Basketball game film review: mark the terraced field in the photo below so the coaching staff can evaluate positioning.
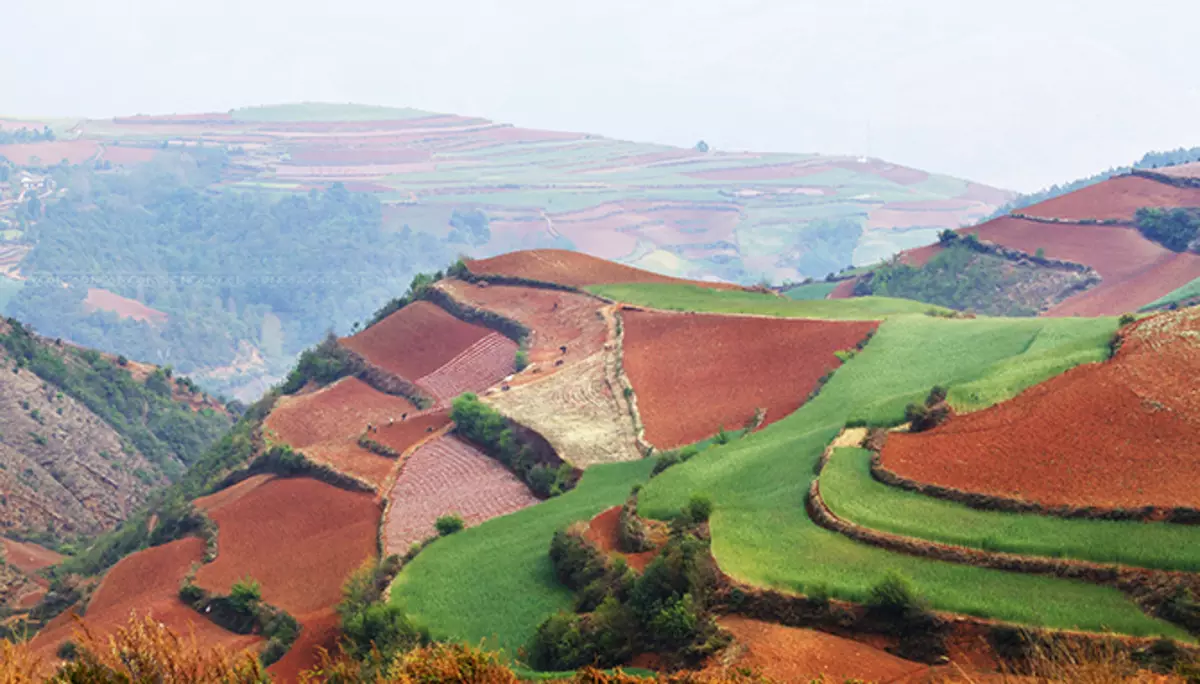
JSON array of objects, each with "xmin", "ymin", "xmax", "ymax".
[
  {"xmin": 382, "ymin": 435, "xmax": 540, "ymax": 555},
  {"xmin": 822, "ymin": 447, "xmax": 1200, "ymax": 571},
  {"xmin": 414, "ymin": 332, "xmax": 519, "ymax": 405},
  {"xmin": 589, "ymin": 282, "xmax": 942, "ymax": 319},
  {"xmin": 340, "ymin": 301, "xmax": 496, "ymax": 382}
]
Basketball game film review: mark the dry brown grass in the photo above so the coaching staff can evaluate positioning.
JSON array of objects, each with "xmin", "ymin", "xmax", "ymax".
[{"xmin": 992, "ymin": 639, "xmax": 1191, "ymax": 684}]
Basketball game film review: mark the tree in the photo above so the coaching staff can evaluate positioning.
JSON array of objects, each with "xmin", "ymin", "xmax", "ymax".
[{"xmin": 694, "ymin": 140, "xmax": 710, "ymax": 153}]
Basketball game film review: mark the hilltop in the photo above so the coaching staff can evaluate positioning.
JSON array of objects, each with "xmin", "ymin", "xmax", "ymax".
[
  {"xmin": 14, "ymin": 249, "xmax": 1197, "ymax": 682},
  {"xmin": 0, "ymin": 104, "xmax": 1011, "ymax": 397}
]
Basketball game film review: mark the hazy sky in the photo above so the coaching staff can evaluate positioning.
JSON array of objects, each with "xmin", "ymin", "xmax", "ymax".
[{"xmin": 3, "ymin": 0, "xmax": 1198, "ymax": 191}]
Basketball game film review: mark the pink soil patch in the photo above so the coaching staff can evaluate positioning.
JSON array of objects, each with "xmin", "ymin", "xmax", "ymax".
[
  {"xmin": 100, "ymin": 145, "xmax": 160, "ymax": 165},
  {"xmin": 195, "ymin": 476, "xmax": 379, "ymax": 616},
  {"xmin": 686, "ymin": 162, "xmax": 828, "ymax": 182},
  {"xmin": 414, "ymin": 332, "xmax": 519, "ymax": 406},
  {"xmin": 340, "ymin": 301, "xmax": 495, "ymax": 381},
  {"xmin": 1018, "ymin": 175, "xmax": 1200, "ymax": 222},
  {"xmin": 553, "ymin": 201, "xmax": 742, "ymax": 252},
  {"xmin": 1, "ymin": 537, "xmax": 63, "ymax": 575},
  {"xmin": 828, "ymin": 279, "xmax": 859, "ymax": 299},
  {"xmin": 0, "ymin": 140, "xmax": 99, "ymax": 165},
  {"xmin": 958, "ymin": 181, "xmax": 1016, "ymax": 206},
  {"xmin": 287, "ymin": 146, "xmax": 431, "ymax": 165},
  {"xmin": 1155, "ymin": 163, "xmax": 1200, "ymax": 180},
  {"xmin": 382, "ymin": 435, "xmax": 539, "ymax": 554},
  {"xmin": 866, "ymin": 200, "xmax": 989, "ymax": 231},
  {"xmin": 83, "ymin": 288, "xmax": 168, "ymax": 324},
  {"xmin": 468, "ymin": 249, "xmax": 746, "ymax": 290}
]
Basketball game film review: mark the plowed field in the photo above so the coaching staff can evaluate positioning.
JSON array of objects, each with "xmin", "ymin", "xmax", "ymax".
[
  {"xmin": 708, "ymin": 616, "xmax": 927, "ymax": 683},
  {"xmin": 881, "ymin": 308, "xmax": 1200, "ymax": 510},
  {"xmin": 382, "ymin": 435, "xmax": 539, "ymax": 555},
  {"xmin": 29, "ymin": 537, "xmax": 260, "ymax": 661},
  {"xmin": 584, "ymin": 506, "xmax": 657, "ymax": 572},
  {"xmin": 0, "ymin": 140, "xmax": 99, "ymax": 165},
  {"xmin": 621, "ymin": 310, "xmax": 877, "ymax": 448},
  {"xmin": 414, "ymin": 332, "xmax": 517, "ymax": 405},
  {"xmin": 83, "ymin": 288, "xmax": 168, "ymax": 324},
  {"xmin": 195, "ymin": 476, "xmax": 378, "ymax": 615},
  {"xmin": 264, "ymin": 377, "xmax": 418, "ymax": 487},
  {"xmin": 267, "ymin": 608, "xmax": 340, "ymax": 682},
  {"xmin": 435, "ymin": 280, "xmax": 607, "ymax": 369},
  {"xmin": 466, "ymin": 249, "xmax": 745, "ymax": 290},
  {"xmin": 339, "ymin": 301, "xmax": 495, "ymax": 381},
  {"xmin": 1, "ymin": 537, "xmax": 62, "ymax": 574},
  {"xmin": 1018, "ymin": 175, "xmax": 1200, "ymax": 222},
  {"xmin": 486, "ymin": 351, "xmax": 641, "ymax": 467}
]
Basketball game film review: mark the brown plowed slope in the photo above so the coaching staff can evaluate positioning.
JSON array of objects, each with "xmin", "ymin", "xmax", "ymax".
[
  {"xmin": 585, "ymin": 506, "xmax": 657, "ymax": 572},
  {"xmin": 194, "ymin": 476, "xmax": 378, "ymax": 616},
  {"xmin": 466, "ymin": 249, "xmax": 745, "ymax": 290},
  {"xmin": 436, "ymin": 280, "xmax": 607, "ymax": 370},
  {"xmin": 29, "ymin": 537, "xmax": 260, "ymax": 661},
  {"xmin": 414, "ymin": 332, "xmax": 517, "ymax": 405},
  {"xmin": 828, "ymin": 279, "xmax": 859, "ymax": 299},
  {"xmin": 621, "ymin": 310, "xmax": 877, "ymax": 448},
  {"xmin": 264, "ymin": 377, "xmax": 418, "ymax": 487},
  {"xmin": 1, "ymin": 537, "xmax": 63, "ymax": 574},
  {"xmin": 709, "ymin": 616, "xmax": 927, "ymax": 683},
  {"xmin": 267, "ymin": 608, "xmax": 340, "ymax": 682},
  {"xmin": 382, "ymin": 435, "xmax": 538, "ymax": 555},
  {"xmin": 83, "ymin": 288, "xmax": 168, "ymax": 323},
  {"xmin": 881, "ymin": 307, "xmax": 1200, "ymax": 510},
  {"xmin": 339, "ymin": 301, "xmax": 494, "ymax": 381},
  {"xmin": 1018, "ymin": 175, "xmax": 1200, "ymax": 221}
]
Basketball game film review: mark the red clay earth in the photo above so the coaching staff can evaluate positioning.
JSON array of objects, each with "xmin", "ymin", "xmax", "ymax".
[
  {"xmin": 466, "ymin": 249, "xmax": 746, "ymax": 290},
  {"xmin": 584, "ymin": 506, "xmax": 658, "ymax": 572},
  {"xmin": 263, "ymin": 377, "xmax": 419, "ymax": 487},
  {"xmin": 1017, "ymin": 175, "xmax": 1200, "ymax": 222},
  {"xmin": 194, "ymin": 476, "xmax": 379, "ymax": 616},
  {"xmin": 414, "ymin": 332, "xmax": 519, "ymax": 406},
  {"xmin": 266, "ymin": 607, "xmax": 340, "ymax": 682},
  {"xmin": 621, "ymin": 310, "xmax": 877, "ymax": 448},
  {"xmin": 339, "ymin": 301, "xmax": 496, "ymax": 382},
  {"xmin": 436, "ymin": 280, "xmax": 608, "ymax": 369},
  {"xmin": 1, "ymin": 537, "xmax": 63, "ymax": 575},
  {"xmin": 29, "ymin": 537, "xmax": 261, "ymax": 662},
  {"xmin": 707, "ymin": 616, "xmax": 928, "ymax": 683},
  {"xmin": 82, "ymin": 288, "xmax": 168, "ymax": 324},
  {"xmin": 881, "ymin": 307, "xmax": 1200, "ymax": 510},
  {"xmin": 827, "ymin": 278, "xmax": 859, "ymax": 299},
  {"xmin": 0, "ymin": 140, "xmax": 100, "ymax": 165},
  {"xmin": 382, "ymin": 435, "xmax": 539, "ymax": 555}
]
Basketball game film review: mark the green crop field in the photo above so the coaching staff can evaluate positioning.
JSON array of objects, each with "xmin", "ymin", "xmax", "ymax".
[
  {"xmin": 781, "ymin": 281, "xmax": 839, "ymax": 300},
  {"xmin": 822, "ymin": 448, "xmax": 1200, "ymax": 572},
  {"xmin": 637, "ymin": 314, "xmax": 1185, "ymax": 638},
  {"xmin": 587, "ymin": 283, "xmax": 943, "ymax": 320},
  {"xmin": 1141, "ymin": 277, "xmax": 1200, "ymax": 311},
  {"xmin": 391, "ymin": 458, "xmax": 656, "ymax": 658}
]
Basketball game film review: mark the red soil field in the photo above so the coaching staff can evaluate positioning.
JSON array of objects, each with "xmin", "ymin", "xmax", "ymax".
[
  {"xmin": 82, "ymin": 288, "xmax": 168, "ymax": 324},
  {"xmin": 1, "ymin": 537, "xmax": 63, "ymax": 575},
  {"xmin": 1155, "ymin": 162, "xmax": 1200, "ymax": 180},
  {"xmin": 99, "ymin": 145, "xmax": 159, "ymax": 165},
  {"xmin": 195, "ymin": 476, "xmax": 378, "ymax": 616},
  {"xmin": 585, "ymin": 506, "xmax": 657, "ymax": 572},
  {"xmin": 828, "ymin": 278, "xmax": 858, "ymax": 299},
  {"xmin": 264, "ymin": 377, "xmax": 418, "ymax": 487},
  {"xmin": 621, "ymin": 310, "xmax": 877, "ymax": 448},
  {"xmin": 29, "ymin": 537, "xmax": 260, "ymax": 662},
  {"xmin": 340, "ymin": 301, "xmax": 495, "ymax": 382},
  {"xmin": 382, "ymin": 435, "xmax": 539, "ymax": 555},
  {"xmin": 467, "ymin": 249, "xmax": 745, "ymax": 290},
  {"xmin": 881, "ymin": 307, "xmax": 1200, "ymax": 510},
  {"xmin": 267, "ymin": 608, "xmax": 340, "ymax": 682},
  {"xmin": 0, "ymin": 140, "xmax": 99, "ymax": 165},
  {"xmin": 1017, "ymin": 175, "xmax": 1200, "ymax": 222},
  {"xmin": 414, "ymin": 333, "xmax": 517, "ymax": 406},
  {"xmin": 436, "ymin": 280, "xmax": 607, "ymax": 370},
  {"xmin": 193, "ymin": 473, "xmax": 274, "ymax": 513},
  {"xmin": 708, "ymin": 616, "xmax": 927, "ymax": 683}
]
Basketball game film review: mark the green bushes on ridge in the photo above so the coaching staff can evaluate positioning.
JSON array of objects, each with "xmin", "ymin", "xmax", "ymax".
[{"xmin": 451, "ymin": 393, "xmax": 576, "ymax": 498}]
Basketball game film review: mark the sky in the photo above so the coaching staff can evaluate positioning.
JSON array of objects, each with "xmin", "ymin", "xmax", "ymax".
[{"xmin": 2, "ymin": 0, "xmax": 1198, "ymax": 192}]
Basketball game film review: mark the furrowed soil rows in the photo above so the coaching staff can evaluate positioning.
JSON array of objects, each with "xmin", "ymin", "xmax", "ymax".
[
  {"xmin": 881, "ymin": 307, "xmax": 1200, "ymax": 510},
  {"xmin": 436, "ymin": 280, "xmax": 607, "ymax": 369},
  {"xmin": 264, "ymin": 377, "xmax": 418, "ymax": 487},
  {"xmin": 415, "ymin": 332, "xmax": 518, "ymax": 405},
  {"xmin": 1018, "ymin": 175, "xmax": 1200, "ymax": 221},
  {"xmin": 486, "ymin": 352, "xmax": 641, "ymax": 467},
  {"xmin": 466, "ymin": 249, "xmax": 745, "ymax": 290},
  {"xmin": 29, "ymin": 537, "xmax": 260, "ymax": 661},
  {"xmin": 195, "ymin": 476, "xmax": 378, "ymax": 616},
  {"xmin": 706, "ymin": 616, "xmax": 928, "ymax": 683},
  {"xmin": 621, "ymin": 310, "xmax": 877, "ymax": 448},
  {"xmin": 340, "ymin": 301, "xmax": 494, "ymax": 381},
  {"xmin": 382, "ymin": 435, "xmax": 539, "ymax": 555}
]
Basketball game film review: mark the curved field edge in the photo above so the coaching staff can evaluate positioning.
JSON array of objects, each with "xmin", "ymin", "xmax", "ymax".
[
  {"xmin": 585, "ymin": 282, "xmax": 944, "ymax": 319},
  {"xmin": 389, "ymin": 458, "xmax": 656, "ymax": 657},
  {"xmin": 1141, "ymin": 276, "xmax": 1200, "ymax": 311},
  {"xmin": 637, "ymin": 314, "xmax": 1186, "ymax": 638},
  {"xmin": 821, "ymin": 448, "xmax": 1200, "ymax": 572}
]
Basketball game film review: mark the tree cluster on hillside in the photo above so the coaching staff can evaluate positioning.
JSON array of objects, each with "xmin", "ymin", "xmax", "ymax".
[
  {"xmin": 8, "ymin": 154, "xmax": 458, "ymax": 391},
  {"xmin": 0, "ymin": 126, "xmax": 56, "ymax": 145},
  {"xmin": 1135, "ymin": 207, "xmax": 1200, "ymax": 253}
]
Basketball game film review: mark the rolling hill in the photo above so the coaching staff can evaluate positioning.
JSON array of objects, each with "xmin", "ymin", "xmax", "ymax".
[
  {"xmin": 0, "ymin": 104, "xmax": 1012, "ymax": 398},
  {"xmin": 13, "ymin": 248, "xmax": 1198, "ymax": 682}
]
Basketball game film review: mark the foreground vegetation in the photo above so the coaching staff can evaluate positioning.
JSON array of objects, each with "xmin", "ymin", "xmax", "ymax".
[
  {"xmin": 822, "ymin": 448, "xmax": 1200, "ymax": 572},
  {"xmin": 587, "ymin": 283, "xmax": 941, "ymax": 319},
  {"xmin": 638, "ymin": 314, "xmax": 1185, "ymax": 638}
]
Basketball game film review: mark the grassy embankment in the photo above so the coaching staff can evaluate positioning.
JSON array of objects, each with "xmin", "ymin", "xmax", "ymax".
[{"xmin": 822, "ymin": 447, "xmax": 1200, "ymax": 572}]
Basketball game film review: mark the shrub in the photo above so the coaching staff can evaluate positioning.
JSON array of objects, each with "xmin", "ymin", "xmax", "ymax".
[
  {"xmin": 713, "ymin": 426, "xmax": 731, "ymax": 445},
  {"xmin": 868, "ymin": 570, "xmax": 921, "ymax": 619},
  {"xmin": 56, "ymin": 639, "xmax": 78, "ymax": 660},
  {"xmin": 515, "ymin": 348, "xmax": 529, "ymax": 372},
  {"xmin": 435, "ymin": 514, "xmax": 465, "ymax": 536},
  {"xmin": 685, "ymin": 494, "xmax": 714, "ymax": 524},
  {"xmin": 229, "ymin": 576, "xmax": 262, "ymax": 613},
  {"xmin": 1119, "ymin": 313, "xmax": 1137, "ymax": 327}
]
